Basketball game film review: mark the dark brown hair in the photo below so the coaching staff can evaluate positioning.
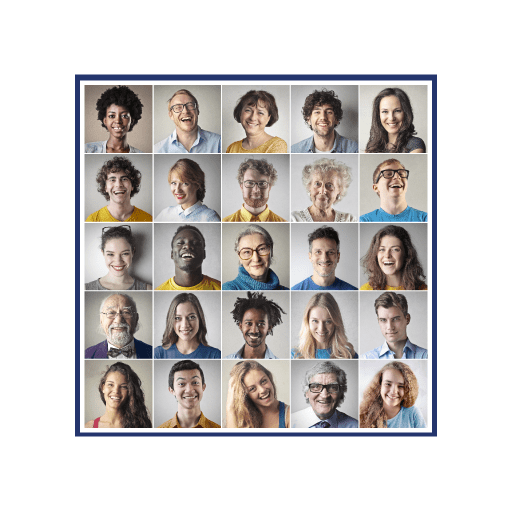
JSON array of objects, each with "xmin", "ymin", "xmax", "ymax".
[{"xmin": 233, "ymin": 90, "xmax": 279, "ymax": 127}]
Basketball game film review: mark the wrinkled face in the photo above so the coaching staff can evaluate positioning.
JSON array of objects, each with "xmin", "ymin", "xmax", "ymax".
[
  {"xmin": 377, "ymin": 236, "xmax": 405, "ymax": 278},
  {"xmin": 309, "ymin": 171, "xmax": 341, "ymax": 210},
  {"xmin": 379, "ymin": 96, "xmax": 404, "ymax": 137},
  {"xmin": 171, "ymin": 229, "xmax": 206, "ymax": 272},
  {"xmin": 239, "ymin": 308, "xmax": 269, "ymax": 350},
  {"xmin": 377, "ymin": 306, "xmax": 410, "ymax": 345},
  {"xmin": 309, "ymin": 238, "xmax": 340, "ymax": 279},
  {"xmin": 238, "ymin": 234, "xmax": 271, "ymax": 281},
  {"xmin": 373, "ymin": 162, "xmax": 408, "ymax": 200},
  {"xmin": 170, "ymin": 172, "xmax": 199, "ymax": 210},
  {"xmin": 174, "ymin": 302, "xmax": 200, "ymax": 344},
  {"xmin": 100, "ymin": 295, "xmax": 138, "ymax": 348},
  {"xmin": 171, "ymin": 369, "xmax": 205, "ymax": 409},
  {"xmin": 169, "ymin": 93, "xmax": 198, "ymax": 133},
  {"xmin": 241, "ymin": 168, "xmax": 271, "ymax": 209},
  {"xmin": 380, "ymin": 369, "xmax": 405, "ymax": 408},
  {"xmin": 308, "ymin": 103, "xmax": 337, "ymax": 137},
  {"xmin": 243, "ymin": 369, "xmax": 274, "ymax": 407},
  {"xmin": 308, "ymin": 307, "xmax": 334, "ymax": 345},
  {"xmin": 103, "ymin": 104, "xmax": 131, "ymax": 138},
  {"xmin": 103, "ymin": 238, "xmax": 133, "ymax": 277},
  {"xmin": 240, "ymin": 101, "xmax": 270, "ymax": 137},
  {"xmin": 105, "ymin": 171, "xmax": 133, "ymax": 205},
  {"xmin": 306, "ymin": 373, "xmax": 339, "ymax": 420},
  {"xmin": 102, "ymin": 371, "xmax": 129, "ymax": 408}
]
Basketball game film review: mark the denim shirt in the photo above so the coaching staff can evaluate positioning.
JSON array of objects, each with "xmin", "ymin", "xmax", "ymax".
[
  {"xmin": 154, "ymin": 127, "xmax": 221, "ymax": 153},
  {"xmin": 291, "ymin": 130, "xmax": 358, "ymax": 153},
  {"xmin": 361, "ymin": 338, "xmax": 428, "ymax": 359},
  {"xmin": 85, "ymin": 140, "xmax": 143, "ymax": 153}
]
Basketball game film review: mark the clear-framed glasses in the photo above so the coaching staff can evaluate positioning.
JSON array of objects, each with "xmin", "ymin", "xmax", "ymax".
[
  {"xmin": 238, "ymin": 244, "xmax": 271, "ymax": 260},
  {"xmin": 101, "ymin": 310, "xmax": 134, "ymax": 320},
  {"xmin": 308, "ymin": 383, "xmax": 340, "ymax": 394},
  {"xmin": 170, "ymin": 102, "xmax": 197, "ymax": 114},
  {"xmin": 375, "ymin": 169, "xmax": 409, "ymax": 183},
  {"xmin": 243, "ymin": 180, "xmax": 269, "ymax": 189}
]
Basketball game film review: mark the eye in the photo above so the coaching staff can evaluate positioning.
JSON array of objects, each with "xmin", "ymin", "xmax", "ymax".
[
  {"xmin": 311, "ymin": 319, "xmax": 318, "ymax": 323},
  {"xmin": 189, "ymin": 315, "xmax": 197, "ymax": 320},
  {"xmin": 326, "ymin": 320, "xmax": 332, "ymax": 324},
  {"xmin": 175, "ymin": 316, "xmax": 181, "ymax": 321},
  {"xmin": 122, "ymin": 113, "xmax": 130, "ymax": 118}
]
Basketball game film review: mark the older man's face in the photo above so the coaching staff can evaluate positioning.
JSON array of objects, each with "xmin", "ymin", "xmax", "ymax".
[
  {"xmin": 100, "ymin": 295, "xmax": 138, "ymax": 348},
  {"xmin": 168, "ymin": 93, "xmax": 198, "ymax": 133},
  {"xmin": 306, "ymin": 372, "xmax": 339, "ymax": 420}
]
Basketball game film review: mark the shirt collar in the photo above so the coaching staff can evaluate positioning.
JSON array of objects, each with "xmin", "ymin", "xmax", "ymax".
[
  {"xmin": 234, "ymin": 344, "xmax": 276, "ymax": 359},
  {"xmin": 170, "ymin": 127, "xmax": 203, "ymax": 147},
  {"xmin": 309, "ymin": 408, "xmax": 338, "ymax": 427},
  {"xmin": 107, "ymin": 339, "xmax": 135, "ymax": 359},
  {"xmin": 308, "ymin": 131, "xmax": 340, "ymax": 153},
  {"xmin": 379, "ymin": 338, "xmax": 414, "ymax": 357},
  {"xmin": 240, "ymin": 204, "xmax": 270, "ymax": 222},
  {"xmin": 169, "ymin": 411, "xmax": 208, "ymax": 428},
  {"xmin": 180, "ymin": 201, "xmax": 203, "ymax": 216}
]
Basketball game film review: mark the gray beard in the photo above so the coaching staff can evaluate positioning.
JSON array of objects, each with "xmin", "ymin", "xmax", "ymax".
[{"xmin": 107, "ymin": 323, "xmax": 133, "ymax": 348}]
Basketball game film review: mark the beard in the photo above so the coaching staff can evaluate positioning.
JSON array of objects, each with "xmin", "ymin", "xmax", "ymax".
[
  {"xmin": 107, "ymin": 322, "xmax": 134, "ymax": 348},
  {"xmin": 245, "ymin": 197, "xmax": 267, "ymax": 208}
]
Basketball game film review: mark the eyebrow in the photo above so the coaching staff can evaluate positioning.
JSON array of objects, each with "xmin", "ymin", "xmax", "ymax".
[{"xmin": 176, "ymin": 374, "xmax": 201, "ymax": 381}]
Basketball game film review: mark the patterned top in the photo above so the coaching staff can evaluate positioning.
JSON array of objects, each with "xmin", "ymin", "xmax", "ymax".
[
  {"xmin": 156, "ymin": 275, "xmax": 221, "ymax": 291},
  {"xmin": 155, "ymin": 201, "xmax": 220, "ymax": 222},
  {"xmin": 86, "ymin": 206, "xmax": 152, "ymax": 222},
  {"xmin": 291, "ymin": 207, "xmax": 356, "ymax": 222},
  {"xmin": 222, "ymin": 205, "xmax": 286, "ymax": 222},
  {"xmin": 85, "ymin": 140, "xmax": 143, "ymax": 153},
  {"xmin": 226, "ymin": 137, "xmax": 287, "ymax": 153},
  {"xmin": 360, "ymin": 282, "xmax": 428, "ymax": 291},
  {"xmin": 405, "ymin": 136, "xmax": 426, "ymax": 153},
  {"xmin": 158, "ymin": 412, "xmax": 221, "ymax": 428}
]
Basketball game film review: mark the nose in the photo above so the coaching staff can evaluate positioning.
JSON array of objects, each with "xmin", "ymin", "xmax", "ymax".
[
  {"xmin": 176, "ymin": 183, "xmax": 183, "ymax": 192},
  {"xmin": 319, "ymin": 386, "xmax": 329, "ymax": 397},
  {"xmin": 251, "ymin": 250, "xmax": 262, "ymax": 262}
]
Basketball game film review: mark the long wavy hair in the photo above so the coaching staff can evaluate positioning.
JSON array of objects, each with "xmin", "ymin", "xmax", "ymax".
[
  {"xmin": 99, "ymin": 362, "xmax": 152, "ymax": 428},
  {"xmin": 361, "ymin": 225, "xmax": 426, "ymax": 290},
  {"xmin": 294, "ymin": 293, "xmax": 356, "ymax": 359},
  {"xmin": 229, "ymin": 361, "xmax": 278, "ymax": 428},
  {"xmin": 359, "ymin": 362, "xmax": 419, "ymax": 428},
  {"xmin": 161, "ymin": 293, "xmax": 209, "ymax": 349},
  {"xmin": 365, "ymin": 88, "xmax": 417, "ymax": 153}
]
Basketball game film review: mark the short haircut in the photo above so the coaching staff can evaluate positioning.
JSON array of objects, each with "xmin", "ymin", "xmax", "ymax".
[
  {"xmin": 167, "ymin": 89, "xmax": 200, "ymax": 115},
  {"xmin": 373, "ymin": 158, "xmax": 405, "ymax": 184},
  {"xmin": 171, "ymin": 224, "xmax": 206, "ymax": 247},
  {"xmin": 168, "ymin": 360, "xmax": 205, "ymax": 389},
  {"xmin": 237, "ymin": 158, "xmax": 278, "ymax": 187},
  {"xmin": 231, "ymin": 291, "xmax": 285, "ymax": 335},
  {"xmin": 308, "ymin": 225, "xmax": 340, "ymax": 252},
  {"xmin": 302, "ymin": 361, "xmax": 348, "ymax": 407},
  {"xmin": 168, "ymin": 158, "xmax": 206, "ymax": 202},
  {"xmin": 301, "ymin": 89, "xmax": 343, "ymax": 128},
  {"xmin": 233, "ymin": 90, "xmax": 279, "ymax": 127},
  {"xmin": 374, "ymin": 291, "xmax": 409, "ymax": 317},
  {"xmin": 234, "ymin": 224, "xmax": 274, "ymax": 260},
  {"xmin": 100, "ymin": 225, "xmax": 135, "ymax": 253},
  {"xmin": 96, "ymin": 85, "xmax": 143, "ymax": 131},
  {"xmin": 96, "ymin": 156, "xmax": 142, "ymax": 201},
  {"xmin": 302, "ymin": 158, "xmax": 352, "ymax": 204}
]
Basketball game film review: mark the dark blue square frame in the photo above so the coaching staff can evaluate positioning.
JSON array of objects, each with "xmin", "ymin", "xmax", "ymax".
[{"xmin": 76, "ymin": 74, "xmax": 437, "ymax": 437}]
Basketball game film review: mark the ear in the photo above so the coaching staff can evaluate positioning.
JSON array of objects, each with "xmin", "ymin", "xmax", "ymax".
[
  {"xmin": 238, "ymin": 322, "xmax": 244, "ymax": 333},
  {"xmin": 406, "ymin": 314, "xmax": 411, "ymax": 325},
  {"xmin": 169, "ymin": 386, "xmax": 176, "ymax": 397},
  {"xmin": 168, "ymin": 110, "xmax": 174, "ymax": 122},
  {"xmin": 308, "ymin": 251, "xmax": 313, "ymax": 263},
  {"xmin": 336, "ymin": 252, "xmax": 340, "ymax": 263},
  {"xmin": 372, "ymin": 183, "xmax": 380, "ymax": 195},
  {"xmin": 307, "ymin": 116, "xmax": 312, "ymax": 128},
  {"xmin": 202, "ymin": 383, "xmax": 206, "ymax": 392}
]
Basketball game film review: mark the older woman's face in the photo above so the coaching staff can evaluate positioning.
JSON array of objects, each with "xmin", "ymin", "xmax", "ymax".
[
  {"xmin": 103, "ymin": 104, "xmax": 132, "ymax": 138},
  {"xmin": 377, "ymin": 236, "xmax": 405, "ymax": 278},
  {"xmin": 170, "ymin": 172, "xmax": 199, "ymax": 210},
  {"xmin": 103, "ymin": 238, "xmax": 133, "ymax": 277},
  {"xmin": 379, "ymin": 96, "xmax": 404, "ymax": 137},
  {"xmin": 102, "ymin": 371, "xmax": 129, "ymax": 409},
  {"xmin": 238, "ymin": 234, "xmax": 271, "ymax": 282},
  {"xmin": 309, "ymin": 171, "xmax": 341, "ymax": 210},
  {"xmin": 243, "ymin": 369, "xmax": 274, "ymax": 407},
  {"xmin": 240, "ymin": 101, "xmax": 270, "ymax": 137}
]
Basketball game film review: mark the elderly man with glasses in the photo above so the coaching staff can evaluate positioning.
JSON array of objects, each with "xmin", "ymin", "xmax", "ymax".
[{"xmin": 85, "ymin": 293, "xmax": 152, "ymax": 359}]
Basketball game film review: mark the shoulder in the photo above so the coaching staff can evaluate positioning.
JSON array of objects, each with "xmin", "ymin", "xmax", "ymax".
[
  {"xmin": 408, "ymin": 207, "xmax": 428, "ymax": 222},
  {"xmin": 267, "ymin": 210, "xmax": 287, "ymax": 222},
  {"xmin": 203, "ymin": 417, "xmax": 221, "ymax": 428},
  {"xmin": 84, "ymin": 419, "xmax": 95, "ymax": 428},
  {"xmin": 155, "ymin": 206, "xmax": 177, "ymax": 222},
  {"xmin": 222, "ymin": 279, "xmax": 240, "ymax": 290},
  {"xmin": 406, "ymin": 136, "xmax": 426, "ymax": 153},
  {"xmin": 291, "ymin": 277, "xmax": 311, "ymax": 290},
  {"xmin": 291, "ymin": 137, "xmax": 312, "ymax": 153},
  {"xmin": 201, "ymin": 276, "xmax": 221, "ymax": 290},
  {"xmin": 154, "ymin": 346, "xmax": 165, "ymax": 358},
  {"xmin": 290, "ymin": 211, "xmax": 305, "ymax": 222},
  {"xmin": 334, "ymin": 211, "xmax": 357, "ymax": 222},
  {"xmin": 333, "ymin": 278, "xmax": 357, "ymax": 291},
  {"xmin": 85, "ymin": 341, "xmax": 106, "ymax": 358},
  {"xmin": 198, "ymin": 345, "xmax": 221, "ymax": 359},
  {"xmin": 337, "ymin": 134, "xmax": 359, "ymax": 153},
  {"xmin": 85, "ymin": 208, "xmax": 104, "ymax": 222},
  {"xmin": 418, "ymin": 283, "xmax": 428, "ymax": 290},
  {"xmin": 336, "ymin": 410, "xmax": 359, "ymax": 428},
  {"xmin": 359, "ymin": 209, "xmax": 379, "ymax": 222},
  {"xmin": 291, "ymin": 348, "xmax": 300, "ymax": 358},
  {"xmin": 131, "ymin": 207, "xmax": 153, "ymax": 222},
  {"xmin": 222, "ymin": 210, "xmax": 241, "ymax": 222},
  {"xmin": 153, "ymin": 137, "xmax": 171, "ymax": 153},
  {"xmin": 201, "ymin": 206, "xmax": 221, "ymax": 222},
  {"xmin": 85, "ymin": 141, "xmax": 105, "ymax": 153},
  {"xmin": 360, "ymin": 347, "xmax": 380, "ymax": 360},
  {"xmin": 266, "ymin": 137, "xmax": 287, "ymax": 153},
  {"xmin": 129, "ymin": 146, "xmax": 143, "ymax": 153},
  {"xmin": 156, "ymin": 278, "xmax": 173, "ymax": 290},
  {"xmin": 404, "ymin": 405, "xmax": 426, "ymax": 427},
  {"xmin": 360, "ymin": 282, "xmax": 373, "ymax": 290},
  {"xmin": 226, "ymin": 140, "xmax": 243, "ymax": 153},
  {"xmin": 85, "ymin": 279, "xmax": 100, "ymax": 290},
  {"xmin": 134, "ymin": 338, "xmax": 152, "ymax": 358}
]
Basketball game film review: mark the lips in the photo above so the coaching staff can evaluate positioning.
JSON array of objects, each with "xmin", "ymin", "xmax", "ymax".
[
  {"xmin": 258, "ymin": 390, "xmax": 271, "ymax": 401},
  {"xmin": 111, "ymin": 265, "xmax": 126, "ymax": 272},
  {"xmin": 180, "ymin": 252, "xmax": 195, "ymax": 260},
  {"xmin": 113, "ymin": 190, "xmax": 126, "ymax": 195}
]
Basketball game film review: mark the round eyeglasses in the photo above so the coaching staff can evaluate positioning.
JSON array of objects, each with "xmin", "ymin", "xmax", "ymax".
[
  {"xmin": 101, "ymin": 310, "xmax": 134, "ymax": 320},
  {"xmin": 308, "ymin": 383, "xmax": 340, "ymax": 393},
  {"xmin": 238, "ymin": 244, "xmax": 271, "ymax": 260},
  {"xmin": 170, "ymin": 102, "xmax": 197, "ymax": 114},
  {"xmin": 243, "ymin": 180, "xmax": 269, "ymax": 189},
  {"xmin": 375, "ymin": 169, "xmax": 409, "ymax": 183}
]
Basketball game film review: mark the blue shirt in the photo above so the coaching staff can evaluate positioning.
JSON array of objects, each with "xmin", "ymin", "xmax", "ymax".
[
  {"xmin": 154, "ymin": 344, "xmax": 221, "ymax": 359},
  {"xmin": 226, "ymin": 345, "xmax": 278, "ymax": 359},
  {"xmin": 155, "ymin": 201, "xmax": 220, "ymax": 222},
  {"xmin": 361, "ymin": 338, "xmax": 428, "ymax": 359},
  {"xmin": 291, "ymin": 347, "xmax": 358, "ymax": 359},
  {"xmin": 360, "ymin": 206, "xmax": 427, "ymax": 222},
  {"xmin": 85, "ymin": 140, "xmax": 143, "ymax": 153},
  {"xmin": 154, "ymin": 127, "xmax": 221, "ymax": 153},
  {"xmin": 386, "ymin": 405, "xmax": 426, "ymax": 428},
  {"xmin": 291, "ymin": 131, "xmax": 358, "ymax": 153},
  {"xmin": 291, "ymin": 407, "xmax": 358, "ymax": 428},
  {"xmin": 291, "ymin": 276, "xmax": 357, "ymax": 291}
]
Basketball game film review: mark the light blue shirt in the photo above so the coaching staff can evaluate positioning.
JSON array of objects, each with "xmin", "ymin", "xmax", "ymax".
[
  {"xmin": 360, "ymin": 206, "xmax": 427, "ymax": 222},
  {"xmin": 361, "ymin": 338, "xmax": 428, "ymax": 359},
  {"xmin": 85, "ymin": 140, "xmax": 143, "ymax": 153},
  {"xmin": 291, "ymin": 130, "xmax": 358, "ymax": 153},
  {"xmin": 155, "ymin": 201, "xmax": 220, "ymax": 222},
  {"xmin": 154, "ymin": 127, "xmax": 221, "ymax": 153},
  {"xmin": 226, "ymin": 344, "xmax": 278, "ymax": 359},
  {"xmin": 386, "ymin": 405, "xmax": 426, "ymax": 428}
]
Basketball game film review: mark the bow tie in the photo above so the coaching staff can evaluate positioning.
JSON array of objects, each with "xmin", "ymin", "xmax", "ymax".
[
  {"xmin": 107, "ymin": 346, "xmax": 135, "ymax": 358},
  {"xmin": 311, "ymin": 421, "xmax": 331, "ymax": 428}
]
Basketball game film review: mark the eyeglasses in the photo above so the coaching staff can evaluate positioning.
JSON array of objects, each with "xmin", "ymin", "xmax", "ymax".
[
  {"xmin": 375, "ymin": 169, "xmax": 409, "ymax": 183},
  {"xmin": 243, "ymin": 180, "xmax": 269, "ymax": 189},
  {"xmin": 101, "ymin": 310, "xmax": 134, "ymax": 320},
  {"xmin": 102, "ymin": 225, "xmax": 131, "ymax": 235},
  {"xmin": 238, "ymin": 244, "xmax": 271, "ymax": 260},
  {"xmin": 170, "ymin": 102, "xmax": 197, "ymax": 114},
  {"xmin": 308, "ymin": 383, "xmax": 340, "ymax": 393}
]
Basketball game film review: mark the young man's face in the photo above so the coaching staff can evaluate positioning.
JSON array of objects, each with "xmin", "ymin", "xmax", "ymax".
[
  {"xmin": 171, "ymin": 369, "xmax": 205, "ymax": 409},
  {"xmin": 308, "ymin": 103, "xmax": 337, "ymax": 137},
  {"xmin": 309, "ymin": 238, "xmax": 340, "ymax": 278},
  {"xmin": 171, "ymin": 229, "xmax": 206, "ymax": 272},
  {"xmin": 377, "ymin": 306, "xmax": 410, "ymax": 344},
  {"xmin": 239, "ymin": 308, "xmax": 270, "ymax": 350}
]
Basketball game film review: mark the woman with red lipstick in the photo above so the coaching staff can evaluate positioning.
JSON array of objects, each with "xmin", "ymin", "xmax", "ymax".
[
  {"xmin": 85, "ymin": 362, "xmax": 152, "ymax": 428},
  {"xmin": 85, "ymin": 85, "xmax": 145, "ymax": 153},
  {"xmin": 360, "ymin": 225, "xmax": 427, "ymax": 290},
  {"xmin": 226, "ymin": 361, "xmax": 290, "ymax": 428},
  {"xmin": 364, "ymin": 88, "xmax": 425, "ymax": 154}
]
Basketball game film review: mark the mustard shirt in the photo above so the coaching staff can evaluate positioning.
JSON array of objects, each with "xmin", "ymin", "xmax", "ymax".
[
  {"xmin": 156, "ymin": 275, "xmax": 221, "ymax": 291},
  {"xmin": 222, "ymin": 205, "xmax": 286, "ymax": 222},
  {"xmin": 226, "ymin": 137, "xmax": 287, "ymax": 154},
  {"xmin": 86, "ymin": 205, "xmax": 152, "ymax": 222}
]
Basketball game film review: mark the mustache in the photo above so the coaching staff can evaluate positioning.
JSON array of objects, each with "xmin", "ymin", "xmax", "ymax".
[{"xmin": 108, "ymin": 322, "xmax": 130, "ymax": 335}]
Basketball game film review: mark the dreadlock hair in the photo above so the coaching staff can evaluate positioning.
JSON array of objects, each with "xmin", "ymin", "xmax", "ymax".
[{"xmin": 231, "ymin": 292, "xmax": 285, "ymax": 335}]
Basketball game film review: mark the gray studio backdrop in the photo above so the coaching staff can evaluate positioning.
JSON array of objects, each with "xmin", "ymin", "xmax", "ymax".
[
  {"xmin": 221, "ymin": 291, "xmax": 290, "ymax": 359},
  {"xmin": 359, "ymin": 359, "xmax": 428, "ymax": 424},
  {"xmin": 84, "ymin": 85, "xmax": 153, "ymax": 153},
  {"xmin": 290, "ymin": 84, "xmax": 359, "ymax": 146},
  {"xmin": 153, "ymin": 85, "xmax": 222, "ymax": 147},
  {"xmin": 290, "ymin": 359, "xmax": 359, "ymax": 424},
  {"xmin": 221, "ymin": 223, "xmax": 290, "ymax": 289},
  {"xmin": 153, "ymin": 360, "xmax": 222, "ymax": 428},
  {"xmin": 221, "ymin": 154, "xmax": 290, "ymax": 221},
  {"xmin": 84, "ymin": 291, "xmax": 153, "ymax": 351},
  {"xmin": 359, "ymin": 84, "xmax": 428, "ymax": 152},
  {"xmin": 290, "ymin": 290, "xmax": 359, "ymax": 357},
  {"xmin": 359, "ymin": 154, "xmax": 428, "ymax": 217},
  {"xmin": 221, "ymin": 359, "xmax": 290, "ymax": 427},
  {"xmin": 84, "ymin": 154, "xmax": 153, "ymax": 221},
  {"xmin": 359, "ymin": 223, "xmax": 428, "ymax": 287},
  {"xmin": 153, "ymin": 291, "xmax": 222, "ymax": 354},
  {"xmin": 290, "ymin": 154, "xmax": 359, "ymax": 220},
  {"xmin": 154, "ymin": 223, "xmax": 221, "ymax": 288},
  {"xmin": 84, "ymin": 223, "xmax": 153, "ymax": 288},
  {"xmin": 221, "ymin": 85, "xmax": 290, "ymax": 153},
  {"xmin": 359, "ymin": 291, "xmax": 428, "ymax": 357},
  {"xmin": 154, "ymin": 154, "xmax": 222, "ymax": 221},
  {"xmin": 290, "ymin": 223, "xmax": 359, "ymax": 289},
  {"xmin": 84, "ymin": 360, "xmax": 153, "ymax": 426}
]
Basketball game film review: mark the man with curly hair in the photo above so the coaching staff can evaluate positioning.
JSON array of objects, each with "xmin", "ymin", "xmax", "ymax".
[
  {"xmin": 291, "ymin": 89, "xmax": 358, "ymax": 154},
  {"xmin": 86, "ymin": 156, "xmax": 152, "ymax": 222},
  {"xmin": 226, "ymin": 292, "xmax": 286, "ymax": 359}
]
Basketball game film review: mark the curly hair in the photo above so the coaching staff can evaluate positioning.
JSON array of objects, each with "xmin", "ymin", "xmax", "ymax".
[
  {"xmin": 365, "ymin": 88, "xmax": 417, "ymax": 153},
  {"xmin": 302, "ymin": 158, "xmax": 352, "ymax": 204},
  {"xmin": 96, "ymin": 156, "xmax": 142, "ymax": 201},
  {"xmin": 233, "ymin": 90, "xmax": 279, "ymax": 127},
  {"xmin": 100, "ymin": 225, "xmax": 135, "ymax": 253},
  {"xmin": 167, "ymin": 89, "xmax": 200, "ymax": 115},
  {"xmin": 293, "ymin": 293, "xmax": 356, "ymax": 359},
  {"xmin": 361, "ymin": 225, "xmax": 427, "ymax": 290},
  {"xmin": 301, "ymin": 361, "xmax": 348, "ymax": 407},
  {"xmin": 359, "ymin": 361, "xmax": 419, "ymax": 428},
  {"xmin": 96, "ymin": 86, "xmax": 144, "ymax": 131},
  {"xmin": 236, "ymin": 158, "xmax": 278, "ymax": 187},
  {"xmin": 168, "ymin": 360, "xmax": 205, "ymax": 389},
  {"xmin": 308, "ymin": 225, "xmax": 340, "ymax": 252},
  {"xmin": 231, "ymin": 292, "xmax": 285, "ymax": 335},
  {"xmin": 98, "ymin": 362, "xmax": 152, "ymax": 428},
  {"xmin": 161, "ymin": 293, "xmax": 209, "ymax": 350},
  {"xmin": 229, "ymin": 361, "xmax": 278, "ymax": 428},
  {"xmin": 301, "ymin": 89, "xmax": 343, "ymax": 128},
  {"xmin": 168, "ymin": 158, "xmax": 206, "ymax": 202}
]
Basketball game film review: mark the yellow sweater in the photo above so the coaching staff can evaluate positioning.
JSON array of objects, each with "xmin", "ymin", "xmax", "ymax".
[
  {"xmin": 226, "ymin": 137, "xmax": 287, "ymax": 153},
  {"xmin": 156, "ymin": 275, "xmax": 221, "ymax": 291},
  {"xmin": 222, "ymin": 205, "xmax": 286, "ymax": 222},
  {"xmin": 86, "ymin": 206, "xmax": 152, "ymax": 222}
]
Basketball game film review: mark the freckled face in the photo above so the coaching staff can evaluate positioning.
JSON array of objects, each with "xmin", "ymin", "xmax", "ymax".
[
  {"xmin": 243, "ymin": 370, "xmax": 274, "ymax": 407},
  {"xmin": 103, "ymin": 104, "xmax": 132, "ymax": 138},
  {"xmin": 102, "ymin": 371, "xmax": 129, "ymax": 408},
  {"xmin": 103, "ymin": 238, "xmax": 133, "ymax": 277},
  {"xmin": 377, "ymin": 236, "xmax": 405, "ymax": 278},
  {"xmin": 380, "ymin": 369, "xmax": 405, "ymax": 408}
]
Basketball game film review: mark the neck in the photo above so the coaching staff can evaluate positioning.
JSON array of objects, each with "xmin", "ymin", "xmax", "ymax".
[
  {"xmin": 385, "ymin": 272, "xmax": 403, "ymax": 288},
  {"xmin": 243, "ymin": 132, "xmax": 270, "ymax": 149},
  {"xmin": 173, "ymin": 268, "xmax": 204, "ymax": 288},
  {"xmin": 242, "ymin": 343, "xmax": 267, "ymax": 359},
  {"xmin": 387, "ymin": 132, "xmax": 398, "ymax": 145},
  {"xmin": 102, "ymin": 407, "xmax": 125, "ymax": 427},
  {"xmin": 106, "ymin": 135, "xmax": 129, "ymax": 152},
  {"xmin": 175, "ymin": 126, "xmax": 199, "ymax": 151},
  {"xmin": 244, "ymin": 203, "xmax": 267, "ymax": 216},
  {"xmin": 176, "ymin": 338, "xmax": 200, "ymax": 354},
  {"xmin": 313, "ymin": 131, "xmax": 336, "ymax": 152},
  {"xmin": 381, "ymin": 197, "xmax": 408, "ymax": 216},
  {"xmin": 315, "ymin": 338, "xmax": 331, "ymax": 351},
  {"xmin": 311, "ymin": 273, "xmax": 336, "ymax": 287},
  {"xmin": 308, "ymin": 205, "xmax": 335, "ymax": 222},
  {"xmin": 176, "ymin": 406, "xmax": 202, "ymax": 428},
  {"xmin": 387, "ymin": 338, "xmax": 407, "ymax": 359},
  {"xmin": 383, "ymin": 403, "xmax": 401, "ymax": 420},
  {"xmin": 107, "ymin": 202, "xmax": 135, "ymax": 221},
  {"xmin": 255, "ymin": 397, "xmax": 279, "ymax": 418},
  {"xmin": 102, "ymin": 273, "xmax": 134, "ymax": 286}
]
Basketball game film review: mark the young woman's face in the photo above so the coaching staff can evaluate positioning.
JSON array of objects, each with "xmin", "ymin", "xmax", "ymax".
[
  {"xmin": 102, "ymin": 371, "xmax": 129, "ymax": 408},
  {"xmin": 170, "ymin": 172, "xmax": 199, "ymax": 210},
  {"xmin": 103, "ymin": 103, "xmax": 132, "ymax": 138},
  {"xmin": 308, "ymin": 306, "xmax": 334, "ymax": 345},
  {"xmin": 173, "ymin": 302, "xmax": 200, "ymax": 344},
  {"xmin": 243, "ymin": 369, "xmax": 274, "ymax": 408},
  {"xmin": 380, "ymin": 369, "xmax": 405, "ymax": 408},
  {"xmin": 377, "ymin": 236, "xmax": 405, "ymax": 278},
  {"xmin": 103, "ymin": 238, "xmax": 133, "ymax": 277},
  {"xmin": 379, "ymin": 96, "xmax": 404, "ymax": 137}
]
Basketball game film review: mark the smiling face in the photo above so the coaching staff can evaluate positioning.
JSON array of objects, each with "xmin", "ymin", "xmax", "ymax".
[
  {"xmin": 240, "ymin": 101, "xmax": 270, "ymax": 137},
  {"xmin": 170, "ymin": 171, "xmax": 199, "ymax": 210},
  {"xmin": 171, "ymin": 229, "xmax": 206, "ymax": 272},
  {"xmin": 105, "ymin": 171, "xmax": 133, "ymax": 205},
  {"xmin": 377, "ymin": 306, "xmax": 410, "ymax": 345},
  {"xmin": 306, "ymin": 373, "xmax": 339, "ymax": 420},
  {"xmin": 100, "ymin": 295, "xmax": 138, "ymax": 348},
  {"xmin": 379, "ymin": 96, "xmax": 404, "ymax": 139},
  {"xmin": 238, "ymin": 234, "xmax": 271, "ymax": 282},
  {"xmin": 309, "ymin": 238, "xmax": 340, "ymax": 279},
  {"xmin": 103, "ymin": 238, "xmax": 133, "ymax": 278},
  {"xmin": 103, "ymin": 104, "xmax": 132, "ymax": 138},
  {"xmin": 169, "ymin": 93, "xmax": 198, "ymax": 134},
  {"xmin": 239, "ymin": 308, "xmax": 269, "ymax": 350},
  {"xmin": 171, "ymin": 369, "xmax": 205, "ymax": 409},
  {"xmin": 102, "ymin": 371, "xmax": 129, "ymax": 408},
  {"xmin": 373, "ymin": 162, "xmax": 408, "ymax": 199},
  {"xmin": 309, "ymin": 171, "xmax": 341, "ymax": 210},
  {"xmin": 308, "ymin": 307, "xmax": 334, "ymax": 347},
  {"xmin": 241, "ymin": 168, "xmax": 271, "ymax": 209},
  {"xmin": 243, "ymin": 369, "xmax": 274, "ymax": 408},
  {"xmin": 380, "ymin": 369, "xmax": 405, "ymax": 408},
  {"xmin": 174, "ymin": 302, "xmax": 200, "ymax": 344},
  {"xmin": 308, "ymin": 103, "xmax": 337, "ymax": 137},
  {"xmin": 377, "ymin": 236, "xmax": 405, "ymax": 278}
]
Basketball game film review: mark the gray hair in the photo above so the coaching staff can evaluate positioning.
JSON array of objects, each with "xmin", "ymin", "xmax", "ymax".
[
  {"xmin": 302, "ymin": 361, "xmax": 347, "ymax": 408},
  {"xmin": 234, "ymin": 224, "xmax": 274, "ymax": 260},
  {"xmin": 98, "ymin": 293, "xmax": 140, "ymax": 334},
  {"xmin": 302, "ymin": 158, "xmax": 352, "ymax": 205}
]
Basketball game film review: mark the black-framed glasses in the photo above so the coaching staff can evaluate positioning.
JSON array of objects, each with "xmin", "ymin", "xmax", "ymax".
[
  {"xmin": 375, "ymin": 169, "xmax": 409, "ymax": 183},
  {"xmin": 308, "ymin": 383, "xmax": 340, "ymax": 394},
  {"xmin": 102, "ymin": 225, "xmax": 131, "ymax": 235},
  {"xmin": 243, "ymin": 180, "xmax": 269, "ymax": 189},
  {"xmin": 238, "ymin": 244, "xmax": 271, "ymax": 260},
  {"xmin": 170, "ymin": 102, "xmax": 197, "ymax": 114},
  {"xmin": 101, "ymin": 310, "xmax": 134, "ymax": 320}
]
